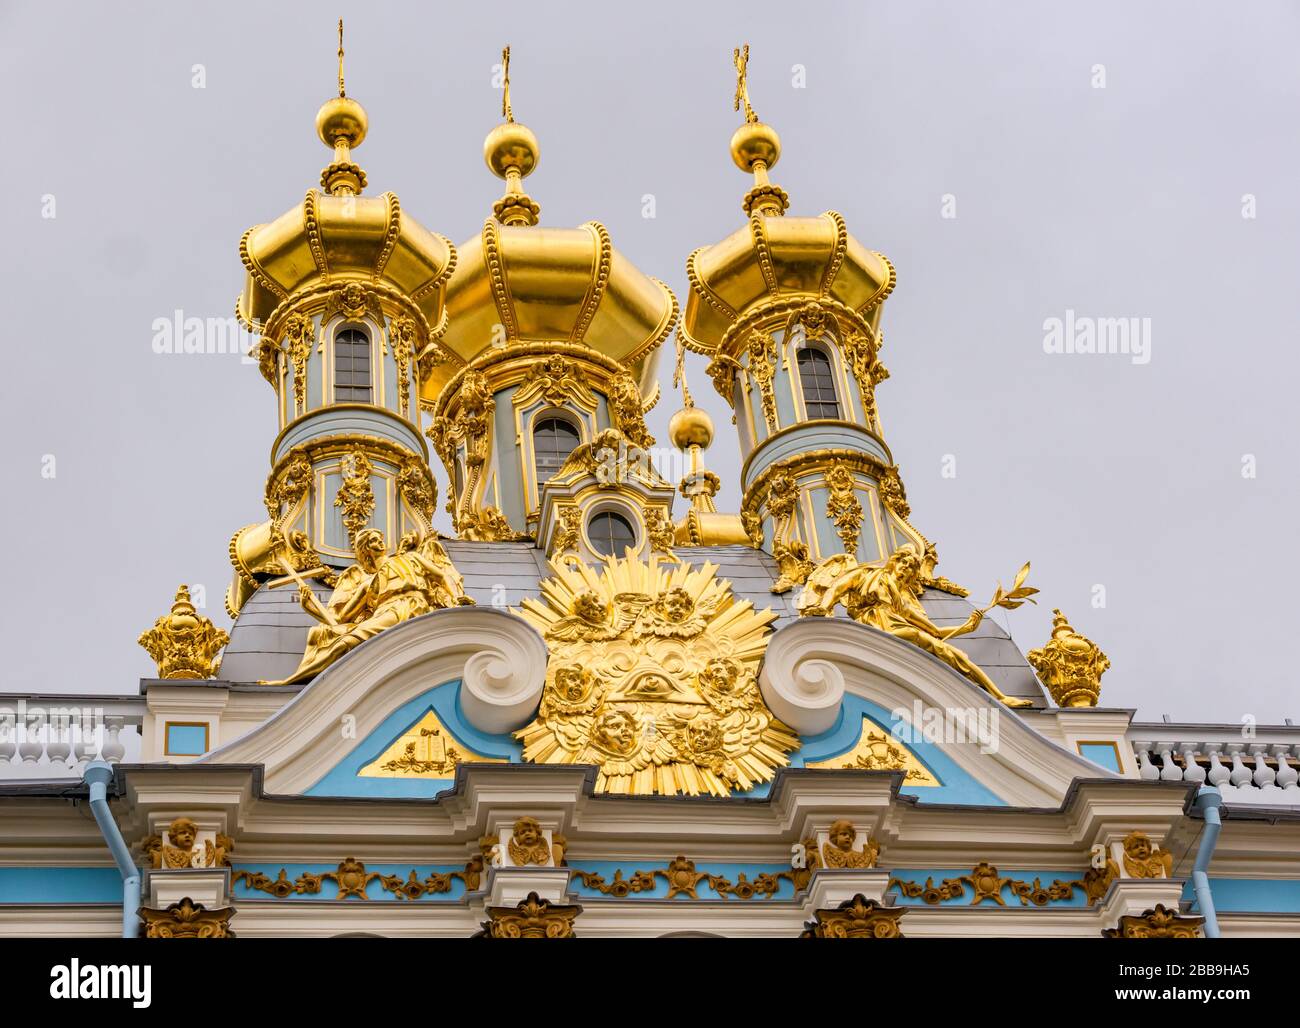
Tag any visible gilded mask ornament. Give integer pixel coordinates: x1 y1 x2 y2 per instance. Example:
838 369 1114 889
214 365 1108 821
507 817 552 866
138 586 229 680
798 544 1036 708
820 819 880 869
512 555 797 797
1103 904 1203 939
142 817 233 869
1120 831 1172 879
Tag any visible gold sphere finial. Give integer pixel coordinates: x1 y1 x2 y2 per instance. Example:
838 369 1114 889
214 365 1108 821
729 120 781 173
484 120 540 180
315 20 368 196
669 406 715 451
316 95 369 150
485 45 541 225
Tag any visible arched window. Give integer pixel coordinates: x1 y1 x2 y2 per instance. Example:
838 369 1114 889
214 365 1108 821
533 417 580 484
797 347 840 420
334 327 372 403
587 510 636 557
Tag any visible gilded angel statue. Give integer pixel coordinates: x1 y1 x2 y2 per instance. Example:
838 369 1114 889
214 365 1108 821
798 543 1036 708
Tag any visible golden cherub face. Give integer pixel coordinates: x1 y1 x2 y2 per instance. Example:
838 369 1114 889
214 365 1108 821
554 665 592 702
168 818 198 850
573 592 608 624
699 658 739 694
659 588 694 624
828 819 857 852
513 817 543 848
592 710 638 756
1125 833 1152 860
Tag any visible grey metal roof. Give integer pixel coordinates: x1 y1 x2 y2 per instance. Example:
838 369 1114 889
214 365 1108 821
219 541 1047 705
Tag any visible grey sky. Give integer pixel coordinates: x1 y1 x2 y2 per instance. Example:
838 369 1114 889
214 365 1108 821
2 0 1296 722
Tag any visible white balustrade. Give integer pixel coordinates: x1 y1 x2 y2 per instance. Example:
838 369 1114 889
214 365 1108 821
1130 738 1300 806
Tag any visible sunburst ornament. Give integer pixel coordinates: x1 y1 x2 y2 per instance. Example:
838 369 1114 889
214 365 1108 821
512 554 797 797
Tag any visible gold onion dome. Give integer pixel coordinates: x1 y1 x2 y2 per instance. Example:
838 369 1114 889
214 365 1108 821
237 23 455 331
424 47 677 406
680 48 895 355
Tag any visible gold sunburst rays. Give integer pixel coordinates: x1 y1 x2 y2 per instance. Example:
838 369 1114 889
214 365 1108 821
511 553 794 797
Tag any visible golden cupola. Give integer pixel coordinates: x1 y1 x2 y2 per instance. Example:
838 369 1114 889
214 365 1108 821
225 23 453 616
680 46 931 596
426 48 679 546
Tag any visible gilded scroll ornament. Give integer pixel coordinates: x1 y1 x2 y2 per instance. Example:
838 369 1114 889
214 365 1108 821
607 370 655 448
887 864 1088 907
820 820 880 869
553 505 582 554
798 544 1036 708
397 456 436 522
333 450 375 540
800 895 906 939
283 313 313 415
390 316 418 419
745 330 779 431
138 586 229 680
1027 609 1110 708
824 460 863 553
705 354 740 407
266 450 313 518
459 505 527 542
139 898 235 939
512 555 797 797
234 856 484 901
1103 904 1203 939
766 467 812 593
572 856 802 900
478 892 580 939
877 465 910 520
263 528 473 685
645 507 677 554
806 719 939 785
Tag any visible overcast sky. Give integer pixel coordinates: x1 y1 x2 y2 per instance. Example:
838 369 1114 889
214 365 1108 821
2 0 1296 723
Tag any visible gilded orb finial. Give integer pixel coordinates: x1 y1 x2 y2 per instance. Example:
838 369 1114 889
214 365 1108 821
138 585 229 680
485 44 541 226
316 19 368 196
1027 609 1110 708
727 45 789 217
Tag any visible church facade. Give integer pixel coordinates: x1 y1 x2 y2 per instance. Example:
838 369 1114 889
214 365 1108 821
1 38 1297 940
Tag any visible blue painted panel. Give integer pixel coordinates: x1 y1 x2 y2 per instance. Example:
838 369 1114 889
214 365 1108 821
231 862 469 901
1182 878 1300 914
306 679 521 798
886 868 1091 907
0 867 121 904
1078 742 1122 773
738 695 1007 805
165 723 208 756
568 861 796 901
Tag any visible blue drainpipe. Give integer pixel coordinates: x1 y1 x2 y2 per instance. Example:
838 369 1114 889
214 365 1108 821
1191 785 1223 939
83 761 140 939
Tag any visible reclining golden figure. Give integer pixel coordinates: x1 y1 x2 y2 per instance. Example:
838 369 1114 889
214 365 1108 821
264 529 474 685
798 543 1035 708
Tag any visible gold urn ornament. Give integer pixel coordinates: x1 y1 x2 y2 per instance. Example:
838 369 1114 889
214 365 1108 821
138 586 229 680
1026 609 1110 708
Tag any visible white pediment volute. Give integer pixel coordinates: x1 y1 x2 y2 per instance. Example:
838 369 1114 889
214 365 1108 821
199 607 548 794
759 617 1116 807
